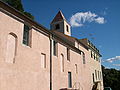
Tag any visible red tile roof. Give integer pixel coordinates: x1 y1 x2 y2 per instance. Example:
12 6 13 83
51 30 75 45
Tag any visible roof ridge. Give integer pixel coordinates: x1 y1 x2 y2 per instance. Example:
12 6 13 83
51 11 66 23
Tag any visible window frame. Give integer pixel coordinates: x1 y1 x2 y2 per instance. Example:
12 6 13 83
55 24 60 29
91 50 93 58
95 70 97 80
60 54 64 72
82 53 85 64
75 64 78 74
92 73 95 83
41 53 46 69
67 48 70 61
66 25 69 32
53 40 58 56
6 33 17 63
68 72 72 88
23 24 31 46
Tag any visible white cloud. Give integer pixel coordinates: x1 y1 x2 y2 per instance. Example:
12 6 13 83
113 64 120 67
70 11 105 27
104 56 120 63
95 17 105 24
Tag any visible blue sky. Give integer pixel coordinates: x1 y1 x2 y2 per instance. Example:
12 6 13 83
22 0 120 70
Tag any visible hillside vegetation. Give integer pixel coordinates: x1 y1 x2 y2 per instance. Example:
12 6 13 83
102 65 120 90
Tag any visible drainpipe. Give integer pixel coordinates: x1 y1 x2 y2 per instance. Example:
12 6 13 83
50 35 52 90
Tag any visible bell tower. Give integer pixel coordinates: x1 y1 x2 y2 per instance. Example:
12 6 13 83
50 11 71 36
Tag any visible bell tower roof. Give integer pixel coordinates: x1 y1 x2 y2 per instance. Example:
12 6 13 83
50 11 71 36
51 11 66 24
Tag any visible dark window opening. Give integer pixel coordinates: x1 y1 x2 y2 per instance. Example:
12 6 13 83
67 48 70 61
91 51 93 58
92 73 95 83
23 24 30 46
83 53 85 64
95 70 97 80
66 25 69 32
94 53 96 60
53 40 57 56
55 24 60 29
68 72 72 88
98 71 99 80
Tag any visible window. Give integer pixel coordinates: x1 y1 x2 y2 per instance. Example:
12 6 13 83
6 33 17 63
82 53 85 64
41 53 46 68
23 24 30 46
60 54 64 72
96 55 98 61
55 24 60 29
92 73 95 83
75 64 78 74
53 40 57 56
95 54 97 60
98 71 99 80
91 50 93 58
95 70 97 80
68 72 72 88
67 48 70 61
96 55 99 61
66 25 69 32
94 53 96 60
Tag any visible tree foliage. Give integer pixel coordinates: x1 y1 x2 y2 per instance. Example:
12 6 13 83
24 12 34 20
2 0 34 20
102 65 120 90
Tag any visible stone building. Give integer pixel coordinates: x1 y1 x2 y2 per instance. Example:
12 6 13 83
0 1 103 90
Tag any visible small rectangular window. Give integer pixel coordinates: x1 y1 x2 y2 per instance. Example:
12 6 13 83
94 53 96 60
75 64 78 74
23 24 30 46
66 25 69 32
60 54 64 72
41 53 46 68
91 51 93 58
92 73 95 83
83 53 85 64
67 48 70 61
96 55 99 61
95 70 97 80
53 40 57 56
55 24 60 29
98 71 99 80
96 55 98 61
68 72 72 88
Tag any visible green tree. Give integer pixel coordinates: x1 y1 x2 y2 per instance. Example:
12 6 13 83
102 65 120 90
2 0 34 20
24 12 34 20
2 0 24 12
